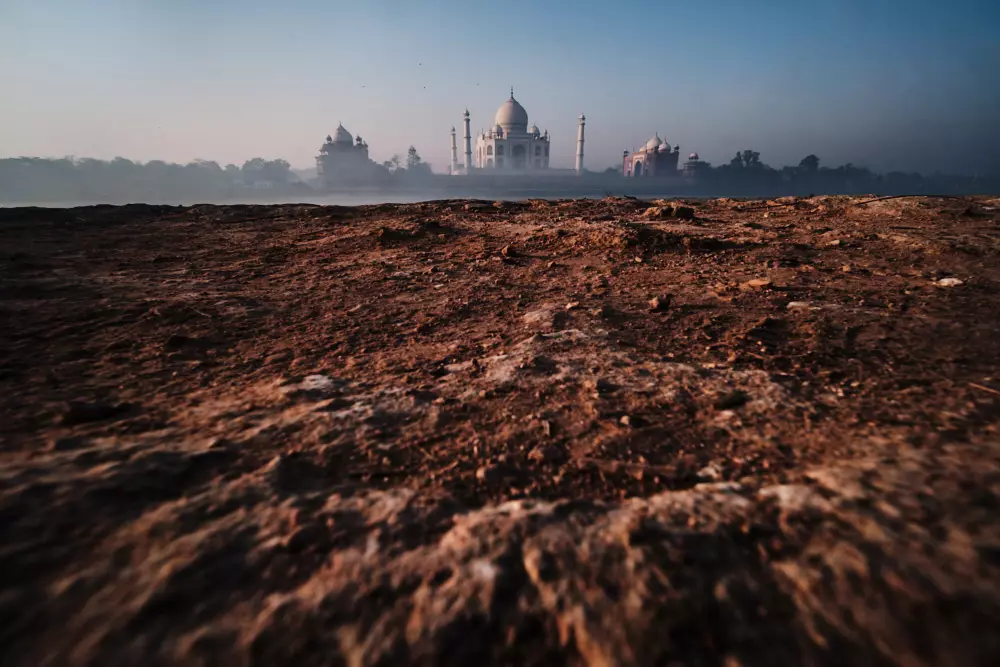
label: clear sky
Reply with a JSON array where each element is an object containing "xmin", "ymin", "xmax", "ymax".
[{"xmin": 2, "ymin": 0, "xmax": 998, "ymax": 175}]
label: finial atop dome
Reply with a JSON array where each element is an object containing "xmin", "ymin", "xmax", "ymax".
[{"xmin": 510, "ymin": 85, "xmax": 514, "ymax": 98}]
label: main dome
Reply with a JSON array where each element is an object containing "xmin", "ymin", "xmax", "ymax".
[
  {"xmin": 494, "ymin": 94, "xmax": 529, "ymax": 132},
  {"xmin": 332, "ymin": 123, "xmax": 353, "ymax": 144},
  {"xmin": 644, "ymin": 133, "xmax": 662, "ymax": 151}
]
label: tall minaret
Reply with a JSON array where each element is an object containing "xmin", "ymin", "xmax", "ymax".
[
  {"xmin": 450, "ymin": 126, "xmax": 458, "ymax": 175},
  {"xmin": 463, "ymin": 109, "xmax": 473, "ymax": 173},
  {"xmin": 575, "ymin": 113, "xmax": 586, "ymax": 174}
]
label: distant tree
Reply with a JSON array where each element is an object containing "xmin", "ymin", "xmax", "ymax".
[
  {"xmin": 730, "ymin": 152, "xmax": 744, "ymax": 168},
  {"xmin": 603, "ymin": 166, "xmax": 620, "ymax": 175},
  {"xmin": 406, "ymin": 146, "xmax": 422, "ymax": 170},
  {"xmin": 262, "ymin": 159, "xmax": 291, "ymax": 183},
  {"xmin": 741, "ymin": 150, "xmax": 761, "ymax": 168},
  {"xmin": 240, "ymin": 158, "xmax": 289, "ymax": 185},
  {"xmin": 799, "ymin": 154, "xmax": 820, "ymax": 172},
  {"xmin": 192, "ymin": 159, "xmax": 222, "ymax": 173},
  {"xmin": 389, "ymin": 155, "xmax": 402, "ymax": 172}
]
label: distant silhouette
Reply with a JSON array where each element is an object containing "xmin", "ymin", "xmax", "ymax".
[{"xmin": 0, "ymin": 151, "xmax": 996, "ymax": 204}]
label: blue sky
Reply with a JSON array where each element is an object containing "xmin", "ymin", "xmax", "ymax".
[{"xmin": 2, "ymin": 0, "xmax": 998, "ymax": 175}]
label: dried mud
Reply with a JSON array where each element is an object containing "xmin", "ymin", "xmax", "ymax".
[{"xmin": 2, "ymin": 196, "xmax": 1000, "ymax": 666}]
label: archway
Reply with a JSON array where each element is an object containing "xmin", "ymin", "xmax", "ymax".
[
  {"xmin": 486, "ymin": 158, "xmax": 494, "ymax": 169},
  {"xmin": 511, "ymin": 144, "xmax": 526, "ymax": 170},
  {"xmin": 633, "ymin": 161, "xmax": 643, "ymax": 177}
]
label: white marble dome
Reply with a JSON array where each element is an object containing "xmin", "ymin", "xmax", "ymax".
[
  {"xmin": 644, "ymin": 133, "xmax": 662, "ymax": 151},
  {"xmin": 495, "ymin": 95, "xmax": 529, "ymax": 131},
  {"xmin": 332, "ymin": 123, "xmax": 353, "ymax": 144}
]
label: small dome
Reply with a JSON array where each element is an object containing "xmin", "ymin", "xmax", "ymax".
[
  {"xmin": 495, "ymin": 94, "xmax": 529, "ymax": 131},
  {"xmin": 689, "ymin": 153, "xmax": 699, "ymax": 160},
  {"xmin": 529, "ymin": 124, "xmax": 540, "ymax": 135},
  {"xmin": 644, "ymin": 133, "xmax": 661, "ymax": 151},
  {"xmin": 332, "ymin": 123, "xmax": 353, "ymax": 144},
  {"xmin": 658, "ymin": 140, "xmax": 671, "ymax": 152}
]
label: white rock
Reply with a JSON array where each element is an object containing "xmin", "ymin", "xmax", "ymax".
[{"xmin": 936, "ymin": 277, "xmax": 964, "ymax": 287}]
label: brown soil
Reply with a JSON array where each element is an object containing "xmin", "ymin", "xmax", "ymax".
[{"xmin": 2, "ymin": 196, "xmax": 1000, "ymax": 666}]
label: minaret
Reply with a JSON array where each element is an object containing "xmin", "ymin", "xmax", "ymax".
[
  {"xmin": 463, "ymin": 109, "xmax": 473, "ymax": 173},
  {"xmin": 575, "ymin": 114, "xmax": 586, "ymax": 174},
  {"xmin": 450, "ymin": 126, "xmax": 458, "ymax": 175}
]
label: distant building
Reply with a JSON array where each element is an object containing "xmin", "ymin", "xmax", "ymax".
[
  {"xmin": 623, "ymin": 133, "xmax": 681, "ymax": 177},
  {"xmin": 453, "ymin": 89, "xmax": 585, "ymax": 174},
  {"xmin": 316, "ymin": 123, "xmax": 377, "ymax": 186},
  {"xmin": 681, "ymin": 152, "xmax": 711, "ymax": 179}
]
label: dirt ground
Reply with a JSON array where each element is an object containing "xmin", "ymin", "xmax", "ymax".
[{"xmin": 2, "ymin": 195, "xmax": 1000, "ymax": 666}]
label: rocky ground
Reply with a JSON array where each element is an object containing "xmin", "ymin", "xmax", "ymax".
[{"xmin": 2, "ymin": 195, "xmax": 1000, "ymax": 666}]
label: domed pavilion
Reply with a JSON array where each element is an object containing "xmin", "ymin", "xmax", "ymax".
[{"xmin": 622, "ymin": 132, "xmax": 681, "ymax": 178}]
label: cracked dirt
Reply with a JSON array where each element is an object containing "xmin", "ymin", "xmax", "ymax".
[{"xmin": 2, "ymin": 195, "xmax": 1000, "ymax": 665}]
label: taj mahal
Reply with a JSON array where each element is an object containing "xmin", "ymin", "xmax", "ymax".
[
  {"xmin": 449, "ymin": 89, "xmax": 586, "ymax": 175},
  {"xmin": 316, "ymin": 88, "xmax": 703, "ymax": 182}
]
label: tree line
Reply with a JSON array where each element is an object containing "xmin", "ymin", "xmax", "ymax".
[
  {"xmin": 2, "ymin": 149, "xmax": 996, "ymax": 204},
  {"xmin": 0, "ymin": 156, "xmax": 309, "ymax": 204},
  {"xmin": 704, "ymin": 151, "xmax": 996, "ymax": 196}
]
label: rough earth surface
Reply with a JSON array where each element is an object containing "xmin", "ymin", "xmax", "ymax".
[{"xmin": 2, "ymin": 195, "xmax": 1000, "ymax": 666}]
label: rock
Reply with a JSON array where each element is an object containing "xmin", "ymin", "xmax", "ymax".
[
  {"xmin": 674, "ymin": 206, "xmax": 695, "ymax": 219},
  {"xmin": 642, "ymin": 205, "xmax": 674, "ymax": 219},
  {"xmin": 937, "ymin": 277, "xmax": 964, "ymax": 287},
  {"xmin": 501, "ymin": 244, "xmax": 517, "ymax": 258},
  {"xmin": 564, "ymin": 301, "xmax": 580, "ymax": 311},
  {"xmin": 745, "ymin": 278, "xmax": 772, "ymax": 289},
  {"xmin": 444, "ymin": 360, "xmax": 474, "ymax": 374},
  {"xmin": 60, "ymin": 400, "xmax": 132, "ymax": 426},
  {"xmin": 714, "ymin": 390, "xmax": 749, "ymax": 410},
  {"xmin": 620, "ymin": 415, "xmax": 632, "ymax": 427},
  {"xmin": 522, "ymin": 305, "xmax": 568, "ymax": 331},
  {"xmin": 786, "ymin": 301, "xmax": 811, "ymax": 310},
  {"xmin": 527, "ymin": 445, "xmax": 564, "ymax": 464},
  {"xmin": 278, "ymin": 374, "xmax": 343, "ymax": 399},
  {"xmin": 648, "ymin": 294, "xmax": 671, "ymax": 311}
]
